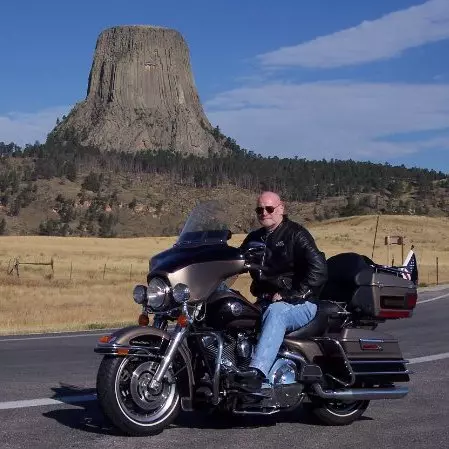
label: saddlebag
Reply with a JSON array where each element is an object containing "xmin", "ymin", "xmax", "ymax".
[
  {"xmin": 338, "ymin": 328, "xmax": 410, "ymax": 383},
  {"xmin": 320, "ymin": 252, "xmax": 417, "ymax": 319}
]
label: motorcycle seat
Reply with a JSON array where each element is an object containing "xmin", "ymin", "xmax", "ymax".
[{"xmin": 284, "ymin": 300, "xmax": 341, "ymax": 339}]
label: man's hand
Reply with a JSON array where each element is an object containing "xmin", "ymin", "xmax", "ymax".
[{"xmin": 272, "ymin": 293, "xmax": 283, "ymax": 302}]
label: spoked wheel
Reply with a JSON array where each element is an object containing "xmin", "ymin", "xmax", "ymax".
[
  {"xmin": 96, "ymin": 356, "xmax": 180, "ymax": 436},
  {"xmin": 310, "ymin": 398, "xmax": 370, "ymax": 425}
]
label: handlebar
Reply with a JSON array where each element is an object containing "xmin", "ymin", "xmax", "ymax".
[{"xmin": 244, "ymin": 263, "xmax": 269, "ymax": 272}]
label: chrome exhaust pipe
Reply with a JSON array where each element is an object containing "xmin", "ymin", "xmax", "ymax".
[{"xmin": 312, "ymin": 383, "xmax": 408, "ymax": 401}]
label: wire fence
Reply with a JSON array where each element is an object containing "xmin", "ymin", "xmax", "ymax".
[
  {"xmin": 7, "ymin": 257, "xmax": 54, "ymax": 277},
  {"xmin": 3, "ymin": 257, "xmax": 148, "ymax": 282},
  {"xmin": 2, "ymin": 256, "xmax": 448, "ymax": 286}
]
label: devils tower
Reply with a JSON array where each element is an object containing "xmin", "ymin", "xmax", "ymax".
[{"xmin": 51, "ymin": 26, "xmax": 222, "ymax": 155}]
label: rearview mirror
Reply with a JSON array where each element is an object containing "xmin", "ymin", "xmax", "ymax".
[{"xmin": 243, "ymin": 240, "xmax": 266, "ymax": 252}]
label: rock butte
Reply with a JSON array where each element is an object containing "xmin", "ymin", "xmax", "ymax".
[{"xmin": 52, "ymin": 25, "xmax": 222, "ymax": 155}]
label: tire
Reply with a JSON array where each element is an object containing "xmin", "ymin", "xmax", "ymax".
[
  {"xmin": 309, "ymin": 398, "xmax": 370, "ymax": 426},
  {"xmin": 96, "ymin": 356, "xmax": 181, "ymax": 436}
]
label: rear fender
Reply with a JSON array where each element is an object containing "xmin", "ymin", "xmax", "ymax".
[
  {"xmin": 95, "ymin": 326, "xmax": 194, "ymax": 409},
  {"xmin": 282, "ymin": 338, "xmax": 355, "ymax": 386},
  {"xmin": 282, "ymin": 338, "xmax": 324, "ymax": 362}
]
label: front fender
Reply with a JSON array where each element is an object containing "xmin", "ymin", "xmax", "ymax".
[{"xmin": 94, "ymin": 326, "xmax": 194, "ymax": 410}]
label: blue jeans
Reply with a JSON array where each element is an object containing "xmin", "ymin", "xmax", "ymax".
[{"xmin": 249, "ymin": 301, "xmax": 317, "ymax": 377}]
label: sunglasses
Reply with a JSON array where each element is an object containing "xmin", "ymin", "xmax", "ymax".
[{"xmin": 255, "ymin": 205, "xmax": 280, "ymax": 215}]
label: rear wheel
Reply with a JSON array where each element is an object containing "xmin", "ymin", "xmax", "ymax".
[{"xmin": 309, "ymin": 398, "xmax": 369, "ymax": 425}]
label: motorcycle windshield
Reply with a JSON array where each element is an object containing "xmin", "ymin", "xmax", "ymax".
[{"xmin": 176, "ymin": 200, "xmax": 232, "ymax": 247}]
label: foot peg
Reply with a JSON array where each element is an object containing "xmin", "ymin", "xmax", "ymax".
[
  {"xmin": 244, "ymin": 390, "xmax": 271, "ymax": 398},
  {"xmin": 300, "ymin": 364, "xmax": 323, "ymax": 383},
  {"xmin": 233, "ymin": 368, "xmax": 266, "ymax": 393},
  {"xmin": 195, "ymin": 386, "xmax": 213, "ymax": 398}
]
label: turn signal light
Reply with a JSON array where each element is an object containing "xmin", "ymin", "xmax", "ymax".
[
  {"xmin": 177, "ymin": 314, "xmax": 189, "ymax": 327},
  {"xmin": 99, "ymin": 335, "xmax": 112, "ymax": 344},
  {"xmin": 138, "ymin": 313, "xmax": 150, "ymax": 326}
]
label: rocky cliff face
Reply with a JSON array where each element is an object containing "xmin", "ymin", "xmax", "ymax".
[{"xmin": 52, "ymin": 26, "xmax": 221, "ymax": 155}]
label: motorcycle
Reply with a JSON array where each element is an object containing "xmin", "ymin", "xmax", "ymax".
[{"xmin": 94, "ymin": 200, "xmax": 417, "ymax": 436}]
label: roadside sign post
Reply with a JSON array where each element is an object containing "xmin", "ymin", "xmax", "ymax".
[{"xmin": 384, "ymin": 236, "xmax": 404, "ymax": 266}]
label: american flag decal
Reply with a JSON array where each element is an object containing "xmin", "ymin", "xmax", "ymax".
[{"xmin": 399, "ymin": 249, "xmax": 418, "ymax": 285}]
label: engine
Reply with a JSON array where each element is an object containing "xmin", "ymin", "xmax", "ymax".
[
  {"xmin": 201, "ymin": 332, "xmax": 300, "ymax": 389},
  {"xmin": 201, "ymin": 332, "xmax": 254, "ymax": 372},
  {"xmin": 201, "ymin": 330, "xmax": 302, "ymax": 408}
]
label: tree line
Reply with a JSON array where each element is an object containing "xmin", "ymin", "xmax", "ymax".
[{"xmin": 1, "ymin": 130, "xmax": 446, "ymax": 204}]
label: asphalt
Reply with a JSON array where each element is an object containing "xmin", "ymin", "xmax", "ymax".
[{"xmin": 0, "ymin": 287, "xmax": 448, "ymax": 449}]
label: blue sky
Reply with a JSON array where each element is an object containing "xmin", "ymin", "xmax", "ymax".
[{"xmin": 1, "ymin": 0, "xmax": 448, "ymax": 173}]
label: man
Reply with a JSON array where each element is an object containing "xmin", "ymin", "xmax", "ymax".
[{"xmin": 237, "ymin": 191, "xmax": 328, "ymax": 390}]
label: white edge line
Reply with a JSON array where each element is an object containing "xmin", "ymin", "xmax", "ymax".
[
  {"xmin": 408, "ymin": 352, "xmax": 449, "ymax": 364},
  {"xmin": 0, "ymin": 332, "xmax": 110, "ymax": 343},
  {"xmin": 0, "ymin": 394, "xmax": 97, "ymax": 411},
  {"xmin": 418, "ymin": 292, "xmax": 449, "ymax": 304}
]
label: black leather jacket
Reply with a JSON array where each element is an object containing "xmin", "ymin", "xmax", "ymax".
[{"xmin": 241, "ymin": 217, "xmax": 328, "ymax": 304}]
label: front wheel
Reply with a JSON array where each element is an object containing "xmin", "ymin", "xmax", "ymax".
[
  {"xmin": 309, "ymin": 398, "xmax": 369, "ymax": 425},
  {"xmin": 96, "ymin": 356, "xmax": 180, "ymax": 436}
]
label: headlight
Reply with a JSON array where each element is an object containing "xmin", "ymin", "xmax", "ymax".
[
  {"xmin": 133, "ymin": 285, "xmax": 147, "ymax": 304},
  {"xmin": 172, "ymin": 283, "xmax": 190, "ymax": 303},
  {"xmin": 147, "ymin": 277, "xmax": 170, "ymax": 310}
]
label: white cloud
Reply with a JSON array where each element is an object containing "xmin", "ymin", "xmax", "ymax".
[
  {"xmin": 0, "ymin": 106, "xmax": 71, "ymax": 146},
  {"xmin": 258, "ymin": 0, "xmax": 449, "ymax": 68},
  {"xmin": 205, "ymin": 81, "xmax": 449, "ymax": 163}
]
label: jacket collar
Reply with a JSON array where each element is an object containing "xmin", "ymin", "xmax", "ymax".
[{"xmin": 262, "ymin": 215, "xmax": 288, "ymax": 238}]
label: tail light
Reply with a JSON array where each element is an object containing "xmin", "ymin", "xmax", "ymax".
[
  {"xmin": 406, "ymin": 292, "xmax": 418, "ymax": 309},
  {"xmin": 360, "ymin": 341, "xmax": 383, "ymax": 351},
  {"xmin": 378, "ymin": 291, "xmax": 417, "ymax": 319},
  {"xmin": 379, "ymin": 310, "xmax": 412, "ymax": 319}
]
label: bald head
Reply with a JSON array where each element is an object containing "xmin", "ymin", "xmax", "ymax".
[
  {"xmin": 255, "ymin": 191, "xmax": 285, "ymax": 231},
  {"xmin": 258, "ymin": 191, "xmax": 281, "ymax": 205}
]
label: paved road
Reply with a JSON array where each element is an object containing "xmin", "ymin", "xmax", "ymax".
[{"xmin": 0, "ymin": 287, "xmax": 448, "ymax": 449}]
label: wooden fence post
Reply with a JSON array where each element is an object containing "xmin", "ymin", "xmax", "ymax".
[{"xmin": 436, "ymin": 257, "xmax": 439, "ymax": 285}]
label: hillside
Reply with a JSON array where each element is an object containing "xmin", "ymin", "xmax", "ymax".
[{"xmin": 0, "ymin": 140, "xmax": 448, "ymax": 237}]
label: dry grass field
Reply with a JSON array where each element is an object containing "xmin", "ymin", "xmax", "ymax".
[{"xmin": 0, "ymin": 214, "xmax": 448, "ymax": 335}]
